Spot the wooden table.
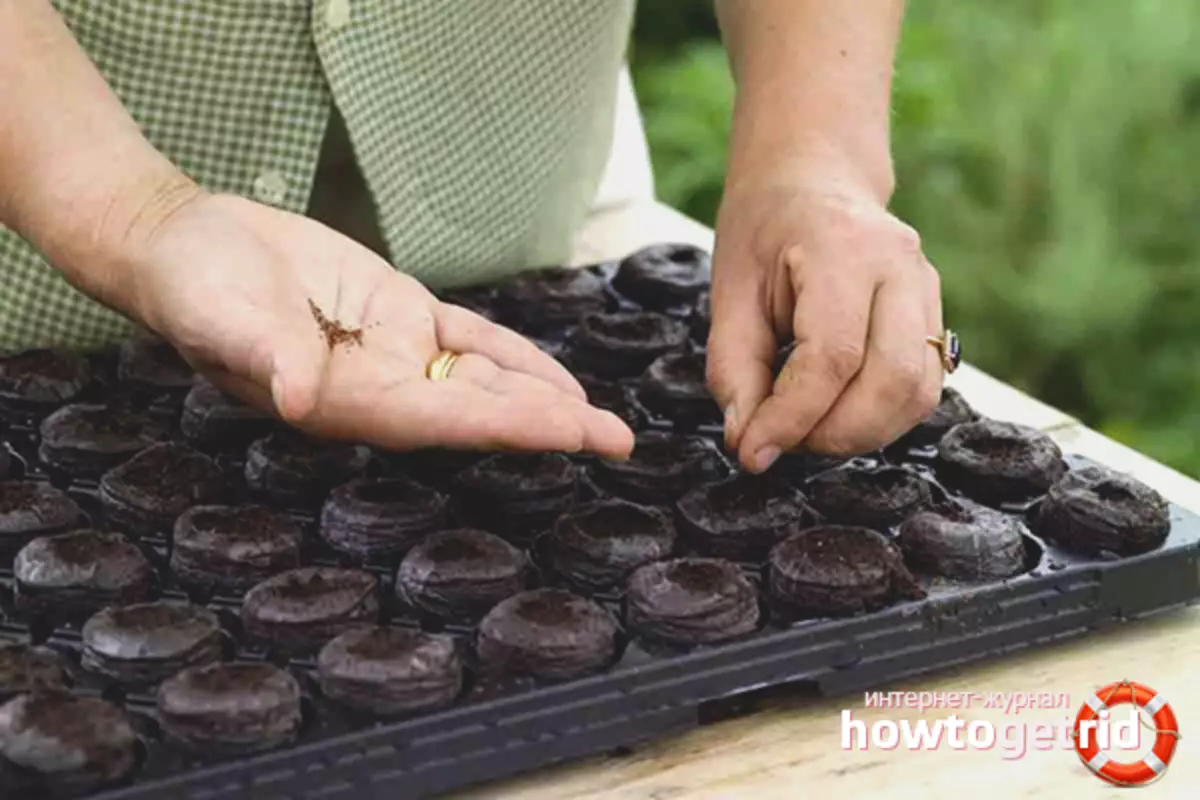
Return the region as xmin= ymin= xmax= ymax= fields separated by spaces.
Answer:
xmin=453 ymin=202 xmax=1200 ymax=799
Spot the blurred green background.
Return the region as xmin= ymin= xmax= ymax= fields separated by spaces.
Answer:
xmin=631 ymin=0 xmax=1200 ymax=478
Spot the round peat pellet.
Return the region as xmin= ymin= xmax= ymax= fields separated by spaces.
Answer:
xmin=492 ymin=266 xmax=612 ymax=335
xmin=577 ymin=375 xmax=644 ymax=432
xmin=542 ymin=500 xmax=676 ymax=593
xmin=590 ymin=431 xmax=729 ymax=506
xmin=898 ymin=499 xmax=1029 ymax=580
xmin=625 ymin=557 xmax=758 ymax=646
xmin=157 ymin=661 xmax=302 ymax=754
xmin=0 ymin=349 xmax=91 ymax=421
xmin=14 ymin=530 xmax=154 ymax=621
xmin=890 ymin=387 xmax=979 ymax=452
xmin=805 ymin=465 xmax=935 ymax=530
xmin=382 ymin=448 xmax=488 ymax=492
xmin=241 ymin=567 xmax=380 ymax=655
xmin=396 ymin=529 xmax=529 ymax=621
xmin=81 ymin=600 xmax=224 ymax=686
xmin=637 ymin=351 xmax=721 ymax=428
xmin=116 ymin=334 xmax=194 ymax=395
xmin=0 ymin=643 xmax=72 ymax=701
xmin=180 ymin=378 xmax=275 ymax=453
xmin=611 ymin=243 xmax=710 ymax=312
xmin=0 ymin=482 xmax=81 ymax=559
xmin=450 ymin=453 xmax=579 ymax=542
xmin=937 ymin=420 xmax=1066 ymax=505
xmin=319 ymin=477 xmax=448 ymax=560
xmin=477 ymin=588 xmax=619 ymax=680
xmin=569 ymin=312 xmax=690 ymax=380
xmin=768 ymin=525 xmax=926 ymax=618
xmin=0 ymin=693 xmax=139 ymax=797
xmin=675 ymin=472 xmax=816 ymax=560
xmin=38 ymin=403 xmax=171 ymax=480
xmin=1035 ymin=463 xmax=1171 ymax=557
xmin=317 ymin=627 xmax=462 ymax=715
xmin=99 ymin=442 xmax=225 ymax=537
xmin=171 ymin=505 xmax=304 ymax=595
xmin=244 ymin=431 xmax=370 ymax=509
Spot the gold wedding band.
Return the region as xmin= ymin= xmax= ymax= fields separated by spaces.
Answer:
xmin=425 ymin=350 xmax=461 ymax=381
xmin=926 ymin=329 xmax=962 ymax=374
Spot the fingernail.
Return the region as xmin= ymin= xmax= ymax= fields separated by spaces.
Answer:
xmin=753 ymin=445 xmax=781 ymax=473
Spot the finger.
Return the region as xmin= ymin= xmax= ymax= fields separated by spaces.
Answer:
xmin=435 ymin=303 xmax=585 ymax=400
xmin=736 ymin=267 xmax=874 ymax=473
xmin=805 ymin=265 xmax=939 ymax=454
xmin=705 ymin=254 xmax=778 ymax=450
xmin=201 ymin=369 xmax=276 ymax=416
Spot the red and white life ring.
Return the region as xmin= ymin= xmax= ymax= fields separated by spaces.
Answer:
xmin=1073 ymin=680 xmax=1180 ymax=786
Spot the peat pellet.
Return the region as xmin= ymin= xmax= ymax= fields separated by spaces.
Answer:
xmin=589 ymin=431 xmax=729 ymax=506
xmin=611 ymin=243 xmax=710 ymax=311
xmin=805 ymin=465 xmax=935 ymax=530
xmin=675 ymin=472 xmax=816 ymax=560
xmin=14 ymin=530 xmax=154 ymax=621
xmin=492 ymin=266 xmax=612 ymax=334
xmin=99 ymin=442 xmax=226 ymax=537
xmin=317 ymin=627 xmax=462 ymax=715
xmin=768 ymin=525 xmax=926 ymax=618
xmin=116 ymin=334 xmax=194 ymax=394
xmin=637 ymin=351 xmax=721 ymax=428
xmin=542 ymin=500 xmax=676 ymax=592
xmin=241 ymin=567 xmax=380 ymax=655
xmin=0 ymin=643 xmax=72 ymax=701
xmin=0 ymin=693 xmax=139 ymax=797
xmin=898 ymin=499 xmax=1029 ymax=580
xmin=937 ymin=420 xmax=1066 ymax=505
xmin=568 ymin=312 xmax=690 ymax=380
xmin=451 ymin=453 xmax=579 ymax=542
xmin=0 ymin=481 xmax=81 ymax=558
xmin=157 ymin=661 xmax=302 ymax=754
xmin=81 ymin=600 xmax=224 ymax=686
xmin=396 ymin=529 xmax=530 ymax=621
xmin=625 ymin=557 xmax=758 ymax=646
xmin=890 ymin=387 xmax=979 ymax=451
xmin=0 ymin=449 xmax=9 ymax=480
xmin=577 ymin=375 xmax=644 ymax=432
xmin=0 ymin=349 xmax=90 ymax=421
xmin=319 ymin=477 xmax=448 ymax=560
xmin=180 ymin=378 xmax=275 ymax=453
xmin=38 ymin=403 xmax=171 ymax=480
xmin=171 ymin=505 xmax=304 ymax=595
xmin=1035 ymin=463 xmax=1171 ymax=557
xmin=244 ymin=431 xmax=370 ymax=508
xmin=477 ymin=588 xmax=619 ymax=680
xmin=383 ymin=448 xmax=488 ymax=492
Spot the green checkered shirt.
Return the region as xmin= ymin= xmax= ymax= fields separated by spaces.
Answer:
xmin=0 ymin=0 xmax=635 ymax=349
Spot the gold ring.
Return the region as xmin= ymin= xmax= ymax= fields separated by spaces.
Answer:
xmin=926 ymin=329 xmax=962 ymax=374
xmin=425 ymin=350 xmax=461 ymax=381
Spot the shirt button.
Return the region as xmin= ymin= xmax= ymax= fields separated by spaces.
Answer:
xmin=253 ymin=171 xmax=289 ymax=206
xmin=325 ymin=0 xmax=351 ymax=31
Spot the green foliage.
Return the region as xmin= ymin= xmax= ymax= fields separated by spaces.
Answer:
xmin=632 ymin=0 xmax=1200 ymax=477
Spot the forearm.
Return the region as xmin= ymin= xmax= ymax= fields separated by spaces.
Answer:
xmin=716 ymin=0 xmax=904 ymax=201
xmin=0 ymin=0 xmax=195 ymax=314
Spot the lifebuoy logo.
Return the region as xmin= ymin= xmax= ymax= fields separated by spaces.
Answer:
xmin=1073 ymin=680 xmax=1180 ymax=787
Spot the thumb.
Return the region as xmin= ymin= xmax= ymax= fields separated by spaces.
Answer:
xmin=705 ymin=268 xmax=778 ymax=451
xmin=261 ymin=320 xmax=326 ymax=423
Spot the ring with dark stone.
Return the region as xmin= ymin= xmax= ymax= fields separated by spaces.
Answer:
xmin=805 ymin=465 xmax=936 ymax=530
xmin=241 ymin=567 xmax=380 ymax=656
xmin=610 ymin=244 xmax=711 ymax=312
xmin=171 ymin=505 xmax=304 ymax=595
xmin=99 ymin=442 xmax=227 ymax=538
xmin=0 ymin=481 xmax=81 ymax=559
xmin=539 ymin=499 xmax=676 ymax=593
xmin=156 ymin=661 xmax=302 ymax=754
xmin=244 ymin=431 xmax=371 ymax=509
xmin=180 ymin=378 xmax=276 ymax=453
xmin=898 ymin=498 xmax=1030 ymax=580
xmin=675 ymin=472 xmax=817 ymax=560
xmin=319 ymin=477 xmax=449 ymax=561
xmin=0 ymin=692 xmax=140 ymax=797
xmin=450 ymin=453 xmax=579 ymax=544
xmin=636 ymin=351 xmax=722 ymax=429
xmin=396 ymin=529 xmax=530 ymax=621
xmin=568 ymin=312 xmax=690 ymax=380
xmin=625 ymin=557 xmax=759 ymax=646
xmin=317 ymin=626 xmax=463 ymax=715
xmin=589 ymin=431 xmax=729 ymax=506
xmin=1034 ymin=463 xmax=1171 ymax=557
xmin=38 ymin=403 xmax=171 ymax=480
xmin=768 ymin=525 xmax=927 ymax=618
xmin=937 ymin=419 xmax=1066 ymax=505
xmin=476 ymin=588 xmax=619 ymax=680
xmin=81 ymin=600 xmax=225 ymax=686
xmin=0 ymin=349 xmax=91 ymax=423
xmin=0 ymin=643 xmax=72 ymax=702
xmin=14 ymin=530 xmax=154 ymax=622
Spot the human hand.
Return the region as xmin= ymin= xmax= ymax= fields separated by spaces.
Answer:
xmin=706 ymin=165 xmax=944 ymax=472
xmin=112 ymin=189 xmax=634 ymax=458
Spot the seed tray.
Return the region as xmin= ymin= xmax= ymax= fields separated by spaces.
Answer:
xmin=0 ymin=247 xmax=1197 ymax=800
